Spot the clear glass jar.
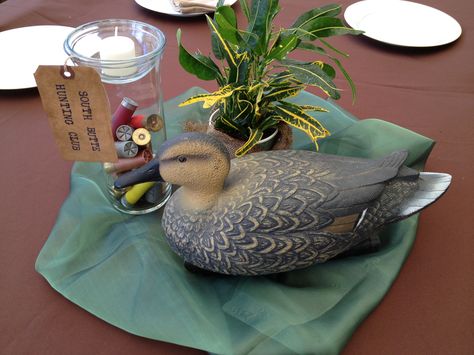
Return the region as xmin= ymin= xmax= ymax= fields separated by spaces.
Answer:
xmin=64 ymin=19 xmax=171 ymax=214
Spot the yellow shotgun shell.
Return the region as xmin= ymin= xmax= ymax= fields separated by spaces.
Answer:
xmin=132 ymin=128 xmax=151 ymax=146
xmin=122 ymin=182 xmax=155 ymax=205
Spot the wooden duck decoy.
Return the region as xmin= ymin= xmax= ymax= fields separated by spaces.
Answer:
xmin=115 ymin=132 xmax=451 ymax=276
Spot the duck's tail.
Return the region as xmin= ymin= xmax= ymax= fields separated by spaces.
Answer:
xmin=344 ymin=172 xmax=452 ymax=257
xmin=357 ymin=171 xmax=452 ymax=230
xmin=388 ymin=172 xmax=452 ymax=224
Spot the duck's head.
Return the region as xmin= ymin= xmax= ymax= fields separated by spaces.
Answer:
xmin=115 ymin=132 xmax=231 ymax=208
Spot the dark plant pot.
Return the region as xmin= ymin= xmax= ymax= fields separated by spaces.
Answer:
xmin=207 ymin=110 xmax=292 ymax=157
xmin=256 ymin=127 xmax=279 ymax=150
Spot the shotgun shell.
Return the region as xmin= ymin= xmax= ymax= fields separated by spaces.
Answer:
xmin=110 ymin=186 xmax=130 ymax=199
xmin=144 ymin=183 xmax=166 ymax=204
xmin=141 ymin=148 xmax=153 ymax=162
xmin=121 ymin=182 xmax=155 ymax=206
xmin=145 ymin=114 xmax=164 ymax=132
xmin=129 ymin=114 xmax=146 ymax=129
xmin=115 ymin=141 xmax=138 ymax=158
xmin=132 ymin=128 xmax=151 ymax=146
xmin=142 ymin=141 xmax=153 ymax=154
xmin=111 ymin=97 xmax=138 ymax=140
xmin=103 ymin=162 xmax=116 ymax=174
xmin=129 ymin=114 xmax=164 ymax=132
xmin=115 ymin=124 xmax=134 ymax=141
xmin=103 ymin=150 xmax=153 ymax=174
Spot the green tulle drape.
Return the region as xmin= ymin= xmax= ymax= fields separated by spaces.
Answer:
xmin=36 ymin=88 xmax=434 ymax=355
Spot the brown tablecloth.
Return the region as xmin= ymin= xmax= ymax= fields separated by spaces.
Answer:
xmin=1 ymin=0 xmax=472 ymax=354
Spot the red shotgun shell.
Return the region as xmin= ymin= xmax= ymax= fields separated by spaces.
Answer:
xmin=111 ymin=97 xmax=138 ymax=140
xmin=129 ymin=114 xmax=146 ymax=129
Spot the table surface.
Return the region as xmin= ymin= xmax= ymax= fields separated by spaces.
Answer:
xmin=1 ymin=0 xmax=473 ymax=354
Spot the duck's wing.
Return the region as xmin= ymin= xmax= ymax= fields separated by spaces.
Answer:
xmin=226 ymin=150 xmax=410 ymax=233
xmin=295 ymin=150 xmax=409 ymax=187
xmin=309 ymin=150 xmax=411 ymax=213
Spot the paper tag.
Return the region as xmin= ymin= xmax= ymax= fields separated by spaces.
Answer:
xmin=34 ymin=65 xmax=118 ymax=162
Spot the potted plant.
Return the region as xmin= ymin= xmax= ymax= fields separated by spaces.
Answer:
xmin=177 ymin=0 xmax=361 ymax=156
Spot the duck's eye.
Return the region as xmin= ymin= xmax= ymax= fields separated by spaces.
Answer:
xmin=177 ymin=155 xmax=187 ymax=163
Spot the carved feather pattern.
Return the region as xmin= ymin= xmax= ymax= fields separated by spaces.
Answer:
xmin=162 ymin=150 xmax=422 ymax=275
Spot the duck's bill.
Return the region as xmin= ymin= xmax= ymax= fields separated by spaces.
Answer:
xmin=114 ymin=159 xmax=163 ymax=189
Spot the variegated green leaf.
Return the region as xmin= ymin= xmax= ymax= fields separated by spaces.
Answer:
xmin=297 ymin=41 xmax=328 ymax=56
xmin=274 ymin=101 xmax=329 ymax=142
xmin=267 ymin=33 xmax=299 ymax=61
xmin=206 ymin=15 xmax=238 ymax=67
xmin=246 ymin=0 xmax=279 ymax=55
xmin=282 ymin=59 xmax=340 ymax=99
xmin=248 ymin=82 xmax=267 ymax=93
xmin=306 ymin=17 xmax=363 ymax=39
xmin=291 ymin=4 xmax=342 ymax=28
xmin=179 ymin=85 xmax=241 ymax=108
xmin=227 ymin=51 xmax=250 ymax=84
xmin=299 ymin=105 xmax=328 ymax=112
xmin=264 ymin=86 xmax=303 ymax=102
xmin=194 ymin=53 xmax=224 ymax=85
xmin=211 ymin=34 xmax=225 ymax=60
xmin=259 ymin=115 xmax=279 ymax=131
xmin=268 ymin=71 xmax=293 ymax=86
xmin=330 ymin=56 xmax=357 ymax=102
xmin=235 ymin=128 xmax=264 ymax=157
xmin=217 ymin=114 xmax=240 ymax=131
xmin=314 ymin=60 xmax=336 ymax=79
xmin=215 ymin=6 xmax=241 ymax=45
xmin=177 ymin=29 xmax=220 ymax=81
xmin=320 ymin=38 xmax=350 ymax=56
xmin=298 ymin=42 xmax=356 ymax=101
xmin=252 ymin=84 xmax=265 ymax=119
xmin=233 ymin=98 xmax=253 ymax=126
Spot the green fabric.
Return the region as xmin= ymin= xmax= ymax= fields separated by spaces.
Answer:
xmin=36 ymin=87 xmax=435 ymax=355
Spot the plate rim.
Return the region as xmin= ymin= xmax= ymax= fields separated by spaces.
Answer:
xmin=0 ymin=25 xmax=74 ymax=90
xmin=344 ymin=0 xmax=462 ymax=47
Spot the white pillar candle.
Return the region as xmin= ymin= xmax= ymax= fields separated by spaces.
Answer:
xmin=100 ymin=30 xmax=137 ymax=77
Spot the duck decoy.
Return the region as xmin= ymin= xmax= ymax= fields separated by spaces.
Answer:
xmin=115 ymin=132 xmax=451 ymax=276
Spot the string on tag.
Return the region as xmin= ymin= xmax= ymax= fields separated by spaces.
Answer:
xmin=61 ymin=56 xmax=75 ymax=79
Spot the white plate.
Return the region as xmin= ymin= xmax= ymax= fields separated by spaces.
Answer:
xmin=0 ymin=25 xmax=74 ymax=90
xmin=344 ymin=0 xmax=462 ymax=47
xmin=135 ymin=0 xmax=237 ymax=17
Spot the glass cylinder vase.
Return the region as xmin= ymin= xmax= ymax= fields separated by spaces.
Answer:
xmin=64 ymin=19 xmax=171 ymax=214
